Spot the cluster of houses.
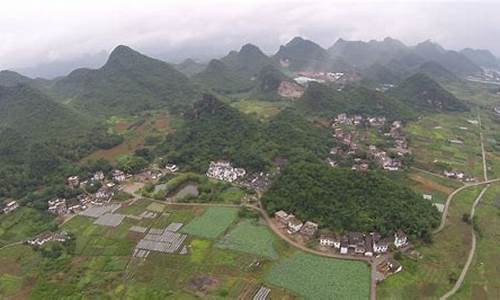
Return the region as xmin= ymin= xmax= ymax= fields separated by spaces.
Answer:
xmin=328 ymin=114 xmax=409 ymax=171
xmin=2 ymin=200 xmax=19 ymax=214
xmin=48 ymin=193 xmax=97 ymax=215
xmin=26 ymin=231 xmax=70 ymax=247
xmin=274 ymin=210 xmax=319 ymax=239
xmin=206 ymin=161 xmax=246 ymax=183
xmin=319 ymin=231 xmax=408 ymax=256
xmin=274 ymin=210 xmax=409 ymax=256
xmin=47 ymin=170 xmax=124 ymax=216
xmin=294 ymin=71 xmax=345 ymax=85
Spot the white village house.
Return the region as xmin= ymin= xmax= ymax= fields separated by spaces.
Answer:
xmin=394 ymin=230 xmax=408 ymax=248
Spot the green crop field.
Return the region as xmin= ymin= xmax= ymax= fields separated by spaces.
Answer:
xmin=454 ymin=183 xmax=500 ymax=299
xmin=181 ymin=207 xmax=238 ymax=239
xmin=115 ymin=198 xmax=152 ymax=216
xmin=405 ymin=113 xmax=484 ymax=179
xmin=266 ymin=252 xmax=371 ymax=300
xmin=217 ymin=220 xmax=278 ymax=259
xmin=231 ymin=99 xmax=290 ymax=120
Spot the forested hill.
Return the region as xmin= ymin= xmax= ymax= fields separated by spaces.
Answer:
xmin=51 ymin=45 xmax=199 ymax=116
xmin=262 ymin=161 xmax=440 ymax=237
xmin=297 ymin=82 xmax=415 ymax=120
xmin=159 ymin=94 xmax=270 ymax=172
xmin=193 ymin=59 xmax=256 ymax=94
xmin=274 ymin=37 xmax=331 ymax=71
xmin=0 ymin=70 xmax=33 ymax=87
xmin=0 ymin=85 xmax=117 ymax=198
xmin=158 ymin=94 xmax=333 ymax=172
xmin=389 ymin=73 xmax=468 ymax=112
xmin=221 ymin=43 xmax=275 ymax=77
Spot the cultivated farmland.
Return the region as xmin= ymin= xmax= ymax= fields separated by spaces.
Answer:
xmin=180 ymin=207 xmax=238 ymax=239
xmin=266 ymin=252 xmax=371 ymax=299
xmin=217 ymin=220 xmax=278 ymax=259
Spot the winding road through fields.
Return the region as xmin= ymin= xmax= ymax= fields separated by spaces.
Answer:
xmin=439 ymin=112 xmax=494 ymax=299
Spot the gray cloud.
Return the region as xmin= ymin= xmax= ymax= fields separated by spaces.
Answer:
xmin=1 ymin=0 xmax=499 ymax=77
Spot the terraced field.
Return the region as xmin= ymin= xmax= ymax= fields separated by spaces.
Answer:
xmin=405 ymin=113 xmax=484 ymax=179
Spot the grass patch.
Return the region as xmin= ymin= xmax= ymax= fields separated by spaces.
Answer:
xmin=216 ymin=220 xmax=278 ymax=259
xmin=0 ymin=208 xmax=56 ymax=245
xmin=181 ymin=207 xmax=238 ymax=239
xmin=146 ymin=202 xmax=165 ymax=213
xmin=266 ymin=251 xmax=371 ymax=299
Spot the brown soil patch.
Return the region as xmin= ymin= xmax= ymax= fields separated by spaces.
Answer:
xmin=0 ymin=259 xmax=22 ymax=275
xmin=152 ymin=113 xmax=170 ymax=131
xmin=409 ymin=174 xmax=455 ymax=195
xmin=115 ymin=121 xmax=129 ymax=133
xmin=187 ymin=274 xmax=219 ymax=295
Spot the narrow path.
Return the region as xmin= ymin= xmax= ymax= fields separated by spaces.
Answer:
xmin=0 ymin=241 xmax=23 ymax=251
xmin=478 ymin=113 xmax=488 ymax=181
xmin=433 ymin=177 xmax=500 ymax=234
xmin=439 ymin=111 xmax=490 ymax=299
xmin=440 ymin=185 xmax=489 ymax=300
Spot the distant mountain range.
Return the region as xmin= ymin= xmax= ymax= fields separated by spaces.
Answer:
xmin=0 ymin=36 xmax=477 ymax=199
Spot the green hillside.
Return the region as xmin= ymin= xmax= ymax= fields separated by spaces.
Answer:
xmin=389 ymin=73 xmax=468 ymax=112
xmin=52 ymin=45 xmax=199 ymax=116
xmin=0 ymin=85 xmax=115 ymax=197
xmin=159 ymin=94 xmax=333 ymax=172
xmin=297 ymin=82 xmax=415 ymax=120
xmin=274 ymin=37 xmax=331 ymax=71
xmin=0 ymin=70 xmax=32 ymax=87
xmin=193 ymin=59 xmax=256 ymax=94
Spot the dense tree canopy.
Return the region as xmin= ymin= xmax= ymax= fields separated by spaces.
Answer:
xmin=262 ymin=161 xmax=440 ymax=237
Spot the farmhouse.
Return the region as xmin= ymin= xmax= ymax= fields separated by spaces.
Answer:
xmin=2 ymin=201 xmax=19 ymax=214
xmin=319 ymin=235 xmax=338 ymax=247
xmin=286 ymin=215 xmax=303 ymax=234
xmin=378 ymin=258 xmax=403 ymax=275
xmin=48 ymin=198 xmax=67 ymax=215
xmin=95 ymin=186 xmax=114 ymax=203
xmin=423 ymin=194 xmax=433 ymax=200
xmin=340 ymin=237 xmax=349 ymax=254
xmin=274 ymin=210 xmax=289 ymax=225
xmin=165 ymin=163 xmax=179 ymax=173
xmin=394 ymin=230 xmax=408 ymax=248
xmin=27 ymin=231 xmax=70 ymax=247
xmin=372 ymin=233 xmax=389 ymax=254
xmin=93 ymin=171 xmax=105 ymax=181
xmin=112 ymin=169 xmax=127 ymax=182
xmin=299 ymin=221 xmax=319 ymax=239
xmin=67 ymin=176 xmax=80 ymax=187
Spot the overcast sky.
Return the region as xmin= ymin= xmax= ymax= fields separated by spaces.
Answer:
xmin=1 ymin=0 xmax=499 ymax=77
